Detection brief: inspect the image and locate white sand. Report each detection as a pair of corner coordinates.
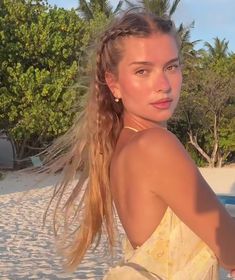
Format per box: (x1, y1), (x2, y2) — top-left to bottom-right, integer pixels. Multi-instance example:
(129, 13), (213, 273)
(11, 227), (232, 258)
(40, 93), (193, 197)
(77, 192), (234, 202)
(1, 167), (235, 196)
(0, 170), (60, 195)
(0, 167), (234, 279)
(199, 167), (235, 195)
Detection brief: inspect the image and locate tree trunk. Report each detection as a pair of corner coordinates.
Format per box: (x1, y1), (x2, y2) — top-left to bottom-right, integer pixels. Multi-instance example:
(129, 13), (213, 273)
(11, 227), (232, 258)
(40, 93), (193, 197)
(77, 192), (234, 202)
(19, 138), (27, 159)
(211, 114), (219, 167)
(187, 130), (214, 166)
(216, 154), (223, 167)
(217, 151), (231, 167)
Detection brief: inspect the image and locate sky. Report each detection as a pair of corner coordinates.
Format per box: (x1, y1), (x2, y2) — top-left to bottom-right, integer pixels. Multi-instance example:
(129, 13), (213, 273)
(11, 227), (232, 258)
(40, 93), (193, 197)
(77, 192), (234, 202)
(47, 0), (235, 52)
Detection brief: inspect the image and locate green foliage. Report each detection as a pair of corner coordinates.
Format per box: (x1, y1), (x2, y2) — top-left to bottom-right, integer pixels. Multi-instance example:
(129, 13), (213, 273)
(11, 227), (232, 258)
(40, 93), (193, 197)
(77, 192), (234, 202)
(0, 0), (91, 157)
(187, 145), (208, 167)
(0, 0), (234, 167)
(127, 0), (181, 16)
(204, 37), (229, 59)
(78, 0), (122, 20)
(2, 62), (78, 138)
(171, 47), (235, 166)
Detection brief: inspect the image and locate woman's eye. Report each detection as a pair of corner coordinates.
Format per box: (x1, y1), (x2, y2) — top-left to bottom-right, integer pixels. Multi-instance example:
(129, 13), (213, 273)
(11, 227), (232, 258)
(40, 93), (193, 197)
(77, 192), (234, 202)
(135, 69), (149, 76)
(166, 64), (179, 71)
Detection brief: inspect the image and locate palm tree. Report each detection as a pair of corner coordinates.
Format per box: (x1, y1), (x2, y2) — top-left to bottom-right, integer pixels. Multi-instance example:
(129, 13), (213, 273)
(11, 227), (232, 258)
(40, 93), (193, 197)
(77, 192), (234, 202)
(125, 0), (181, 17)
(78, 0), (123, 20)
(177, 21), (201, 62)
(204, 37), (229, 59)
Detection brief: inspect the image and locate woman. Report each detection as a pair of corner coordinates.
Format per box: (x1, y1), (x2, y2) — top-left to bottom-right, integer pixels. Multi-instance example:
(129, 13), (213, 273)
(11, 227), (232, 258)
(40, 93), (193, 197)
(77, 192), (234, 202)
(43, 10), (235, 279)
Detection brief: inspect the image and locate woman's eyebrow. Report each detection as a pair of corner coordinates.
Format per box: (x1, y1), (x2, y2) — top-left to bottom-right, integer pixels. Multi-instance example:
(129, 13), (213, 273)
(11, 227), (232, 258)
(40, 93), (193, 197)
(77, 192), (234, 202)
(164, 58), (180, 66)
(128, 61), (154, 66)
(128, 57), (180, 67)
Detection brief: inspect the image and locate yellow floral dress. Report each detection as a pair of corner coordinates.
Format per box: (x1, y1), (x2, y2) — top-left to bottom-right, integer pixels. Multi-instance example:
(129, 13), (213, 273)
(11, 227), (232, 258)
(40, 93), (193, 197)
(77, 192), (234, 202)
(103, 207), (219, 280)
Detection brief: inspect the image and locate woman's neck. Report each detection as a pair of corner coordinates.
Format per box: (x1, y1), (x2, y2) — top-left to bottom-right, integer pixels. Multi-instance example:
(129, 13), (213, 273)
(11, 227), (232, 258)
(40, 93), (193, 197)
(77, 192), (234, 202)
(123, 112), (167, 132)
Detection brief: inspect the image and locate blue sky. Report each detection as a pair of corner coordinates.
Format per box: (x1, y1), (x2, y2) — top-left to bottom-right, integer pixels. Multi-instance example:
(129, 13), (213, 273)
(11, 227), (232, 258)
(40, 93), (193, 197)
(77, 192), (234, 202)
(48, 0), (235, 52)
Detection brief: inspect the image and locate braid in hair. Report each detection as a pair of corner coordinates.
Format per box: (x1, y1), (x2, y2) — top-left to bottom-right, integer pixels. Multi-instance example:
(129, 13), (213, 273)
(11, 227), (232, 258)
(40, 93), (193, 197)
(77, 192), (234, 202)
(42, 10), (179, 271)
(94, 26), (145, 151)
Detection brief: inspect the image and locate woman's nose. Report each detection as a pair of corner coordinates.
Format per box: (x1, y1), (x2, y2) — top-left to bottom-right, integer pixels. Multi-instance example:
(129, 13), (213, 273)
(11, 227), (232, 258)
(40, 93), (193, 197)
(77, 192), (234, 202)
(154, 72), (171, 93)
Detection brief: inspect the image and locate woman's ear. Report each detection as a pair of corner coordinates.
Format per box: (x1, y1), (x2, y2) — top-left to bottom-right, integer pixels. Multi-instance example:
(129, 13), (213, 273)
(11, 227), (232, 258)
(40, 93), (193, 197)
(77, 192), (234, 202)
(105, 71), (120, 99)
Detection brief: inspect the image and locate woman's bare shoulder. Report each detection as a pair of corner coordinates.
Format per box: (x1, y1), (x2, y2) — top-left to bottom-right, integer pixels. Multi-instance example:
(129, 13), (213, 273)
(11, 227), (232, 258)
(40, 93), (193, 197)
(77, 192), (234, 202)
(138, 127), (181, 147)
(122, 127), (235, 269)
(122, 127), (187, 163)
(119, 126), (193, 186)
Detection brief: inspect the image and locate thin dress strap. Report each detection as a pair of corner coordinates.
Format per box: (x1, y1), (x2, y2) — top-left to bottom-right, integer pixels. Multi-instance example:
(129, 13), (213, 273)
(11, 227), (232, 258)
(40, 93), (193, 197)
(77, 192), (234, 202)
(123, 126), (139, 132)
(124, 126), (167, 132)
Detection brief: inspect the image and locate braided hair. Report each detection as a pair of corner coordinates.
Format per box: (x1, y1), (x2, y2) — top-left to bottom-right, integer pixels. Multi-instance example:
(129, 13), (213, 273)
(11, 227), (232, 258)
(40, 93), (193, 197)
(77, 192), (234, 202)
(43, 9), (179, 271)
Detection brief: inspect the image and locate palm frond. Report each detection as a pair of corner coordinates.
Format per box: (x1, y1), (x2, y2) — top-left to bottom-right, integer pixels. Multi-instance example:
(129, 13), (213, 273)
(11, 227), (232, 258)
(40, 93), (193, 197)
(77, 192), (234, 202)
(113, 0), (123, 14)
(169, 0), (181, 16)
(78, 0), (93, 19)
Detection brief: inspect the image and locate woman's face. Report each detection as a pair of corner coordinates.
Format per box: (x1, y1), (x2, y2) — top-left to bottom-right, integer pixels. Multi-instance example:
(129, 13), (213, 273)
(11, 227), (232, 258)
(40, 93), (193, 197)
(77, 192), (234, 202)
(111, 33), (182, 127)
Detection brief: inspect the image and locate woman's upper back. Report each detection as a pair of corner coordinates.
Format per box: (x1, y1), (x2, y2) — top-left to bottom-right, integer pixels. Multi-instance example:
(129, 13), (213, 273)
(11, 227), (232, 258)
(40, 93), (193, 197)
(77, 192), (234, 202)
(110, 127), (169, 249)
(110, 127), (235, 270)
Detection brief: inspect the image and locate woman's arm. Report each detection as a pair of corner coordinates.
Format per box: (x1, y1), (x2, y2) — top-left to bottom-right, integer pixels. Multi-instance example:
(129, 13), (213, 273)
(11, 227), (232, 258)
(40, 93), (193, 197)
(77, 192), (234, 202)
(132, 128), (235, 270)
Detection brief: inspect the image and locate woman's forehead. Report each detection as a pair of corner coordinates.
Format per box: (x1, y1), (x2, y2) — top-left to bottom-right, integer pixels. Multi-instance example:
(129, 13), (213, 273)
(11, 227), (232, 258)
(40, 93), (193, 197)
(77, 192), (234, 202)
(120, 33), (179, 64)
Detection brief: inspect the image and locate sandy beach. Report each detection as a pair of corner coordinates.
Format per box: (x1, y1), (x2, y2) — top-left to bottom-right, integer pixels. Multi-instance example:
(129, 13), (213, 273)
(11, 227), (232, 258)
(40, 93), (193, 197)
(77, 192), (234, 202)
(0, 167), (234, 279)
(0, 171), (124, 280)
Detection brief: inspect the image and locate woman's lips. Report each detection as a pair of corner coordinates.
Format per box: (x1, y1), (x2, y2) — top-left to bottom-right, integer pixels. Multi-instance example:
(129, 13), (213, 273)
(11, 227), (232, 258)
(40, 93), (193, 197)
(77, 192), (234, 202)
(151, 100), (172, 109)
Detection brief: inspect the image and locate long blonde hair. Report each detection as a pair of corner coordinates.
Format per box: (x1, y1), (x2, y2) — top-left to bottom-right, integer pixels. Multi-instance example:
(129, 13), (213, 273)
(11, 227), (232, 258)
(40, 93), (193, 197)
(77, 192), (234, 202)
(42, 10), (179, 271)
